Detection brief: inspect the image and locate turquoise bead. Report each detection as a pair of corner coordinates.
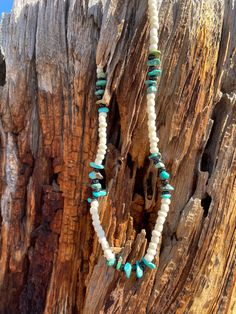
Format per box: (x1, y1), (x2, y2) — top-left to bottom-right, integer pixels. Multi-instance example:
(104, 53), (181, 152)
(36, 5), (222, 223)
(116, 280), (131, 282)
(136, 261), (143, 279)
(145, 80), (157, 86)
(87, 198), (92, 203)
(124, 262), (132, 278)
(161, 184), (174, 191)
(148, 69), (162, 77)
(89, 171), (97, 179)
(161, 194), (171, 199)
(149, 153), (158, 159)
(116, 257), (123, 270)
(89, 171), (103, 180)
(159, 170), (170, 180)
(142, 258), (156, 269)
(95, 90), (104, 96)
(91, 183), (102, 190)
(92, 190), (107, 198)
(147, 58), (161, 66)
(98, 107), (109, 113)
(96, 80), (107, 87)
(147, 86), (157, 93)
(107, 258), (116, 267)
(90, 162), (104, 170)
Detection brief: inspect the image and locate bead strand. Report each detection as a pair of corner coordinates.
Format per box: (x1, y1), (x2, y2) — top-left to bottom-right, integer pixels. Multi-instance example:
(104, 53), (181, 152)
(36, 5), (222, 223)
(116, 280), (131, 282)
(143, 0), (174, 263)
(88, 66), (116, 266)
(87, 1), (174, 278)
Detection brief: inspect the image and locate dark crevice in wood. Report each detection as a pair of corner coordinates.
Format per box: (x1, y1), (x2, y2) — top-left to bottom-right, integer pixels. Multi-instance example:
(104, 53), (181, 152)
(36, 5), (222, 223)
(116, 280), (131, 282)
(126, 153), (134, 178)
(201, 193), (212, 217)
(108, 95), (121, 149)
(64, 0), (70, 58)
(200, 97), (231, 178)
(0, 50), (6, 87)
(146, 171), (154, 200)
(132, 166), (145, 198)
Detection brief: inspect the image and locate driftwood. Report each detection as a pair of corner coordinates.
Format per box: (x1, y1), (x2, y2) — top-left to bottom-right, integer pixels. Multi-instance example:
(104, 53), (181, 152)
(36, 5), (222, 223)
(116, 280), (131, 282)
(0, 0), (235, 313)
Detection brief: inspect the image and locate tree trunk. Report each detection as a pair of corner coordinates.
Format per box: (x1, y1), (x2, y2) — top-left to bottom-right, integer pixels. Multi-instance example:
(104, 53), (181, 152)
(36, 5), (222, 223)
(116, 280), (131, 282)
(0, 0), (235, 313)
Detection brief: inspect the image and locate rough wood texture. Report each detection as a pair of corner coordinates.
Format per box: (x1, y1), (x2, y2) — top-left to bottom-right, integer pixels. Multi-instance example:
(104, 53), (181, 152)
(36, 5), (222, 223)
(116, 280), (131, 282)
(0, 0), (236, 313)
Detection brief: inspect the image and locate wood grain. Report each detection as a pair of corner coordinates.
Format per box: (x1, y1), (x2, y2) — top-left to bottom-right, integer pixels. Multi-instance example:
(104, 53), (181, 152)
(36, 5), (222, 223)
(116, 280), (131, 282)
(0, 0), (235, 313)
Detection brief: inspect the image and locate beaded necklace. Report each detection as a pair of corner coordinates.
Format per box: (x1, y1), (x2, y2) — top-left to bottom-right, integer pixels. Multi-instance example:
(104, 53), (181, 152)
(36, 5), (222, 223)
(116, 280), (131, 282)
(87, 0), (174, 279)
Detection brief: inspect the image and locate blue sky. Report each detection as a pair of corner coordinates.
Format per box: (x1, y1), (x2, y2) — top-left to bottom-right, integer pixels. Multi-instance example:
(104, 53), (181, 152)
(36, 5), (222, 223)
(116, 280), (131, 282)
(0, 1), (14, 16)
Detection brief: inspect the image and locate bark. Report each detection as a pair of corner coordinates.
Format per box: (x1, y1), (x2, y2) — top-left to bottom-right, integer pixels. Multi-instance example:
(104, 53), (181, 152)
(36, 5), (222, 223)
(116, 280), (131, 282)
(0, 0), (236, 313)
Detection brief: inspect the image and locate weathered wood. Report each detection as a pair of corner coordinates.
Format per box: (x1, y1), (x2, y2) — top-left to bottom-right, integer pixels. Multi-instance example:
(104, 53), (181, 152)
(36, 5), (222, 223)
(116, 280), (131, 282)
(0, 0), (235, 313)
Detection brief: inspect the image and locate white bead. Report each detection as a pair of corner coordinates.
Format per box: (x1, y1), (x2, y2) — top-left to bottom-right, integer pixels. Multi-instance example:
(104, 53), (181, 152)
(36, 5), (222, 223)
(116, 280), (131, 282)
(99, 132), (106, 138)
(161, 204), (170, 212)
(148, 121), (156, 128)
(144, 253), (153, 262)
(149, 133), (158, 140)
(98, 143), (107, 150)
(148, 129), (156, 136)
(154, 224), (163, 235)
(156, 216), (165, 225)
(99, 237), (109, 249)
(99, 122), (107, 129)
(99, 113), (106, 118)
(147, 98), (155, 106)
(148, 0), (157, 5)
(90, 202), (99, 209)
(98, 125), (106, 131)
(104, 249), (115, 260)
(99, 112), (107, 117)
(94, 224), (103, 233)
(97, 68), (104, 75)
(148, 5), (158, 19)
(147, 106), (155, 114)
(99, 137), (107, 144)
(150, 147), (159, 154)
(96, 228), (105, 239)
(148, 2), (157, 10)
(150, 136), (159, 144)
(151, 233), (161, 241)
(158, 211), (168, 218)
(150, 15), (158, 24)
(90, 207), (98, 215)
(148, 112), (156, 121)
(148, 118), (156, 126)
(96, 153), (105, 160)
(150, 36), (158, 45)
(149, 44), (158, 52)
(150, 21), (159, 29)
(91, 199), (99, 207)
(152, 230), (160, 237)
(92, 218), (100, 227)
(97, 149), (106, 155)
(147, 248), (156, 256)
(149, 130), (157, 138)
(95, 158), (103, 165)
(99, 120), (107, 125)
(149, 242), (158, 250)
(150, 145), (158, 152)
(147, 93), (155, 100)
(150, 28), (158, 37)
(161, 198), (171, 205)
(150, 142), (157, 150)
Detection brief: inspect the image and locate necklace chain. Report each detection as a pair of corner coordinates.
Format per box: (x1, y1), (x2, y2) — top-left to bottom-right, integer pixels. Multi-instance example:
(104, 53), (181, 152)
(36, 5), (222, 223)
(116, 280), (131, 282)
(87, 0), (174, 279)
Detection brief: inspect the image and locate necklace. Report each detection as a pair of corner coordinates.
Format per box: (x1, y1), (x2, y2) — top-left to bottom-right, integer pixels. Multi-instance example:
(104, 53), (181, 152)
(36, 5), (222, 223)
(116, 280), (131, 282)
(87, 0), (174, 279)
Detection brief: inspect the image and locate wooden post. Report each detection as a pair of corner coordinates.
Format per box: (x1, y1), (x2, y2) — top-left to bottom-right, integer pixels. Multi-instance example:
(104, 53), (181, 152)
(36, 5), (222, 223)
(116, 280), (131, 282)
(0, 0), (235, 313)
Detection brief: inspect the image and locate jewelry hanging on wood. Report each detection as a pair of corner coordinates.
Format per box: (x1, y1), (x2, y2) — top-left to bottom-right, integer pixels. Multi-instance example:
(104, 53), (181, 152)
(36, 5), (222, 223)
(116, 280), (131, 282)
(87, 0), (174, 279)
